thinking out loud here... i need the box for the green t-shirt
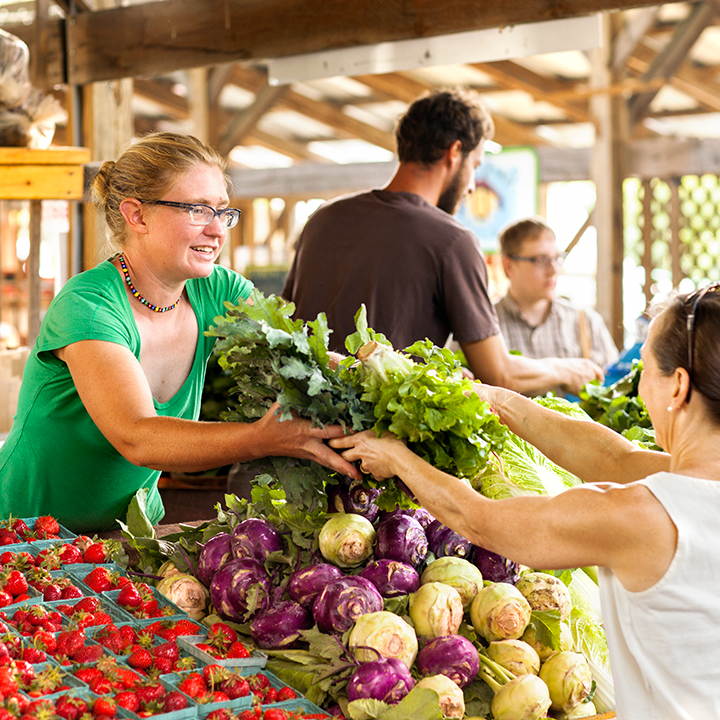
[0,259,252,533]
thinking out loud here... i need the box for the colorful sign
[455,146,540,253]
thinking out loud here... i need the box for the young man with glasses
[495,217,619,394]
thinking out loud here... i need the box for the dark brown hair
[499,217,555,257]
[394,88,494,165]
[650,290,720,421]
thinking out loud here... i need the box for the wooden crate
[0,146,91,200]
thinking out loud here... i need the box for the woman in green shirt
[0,132,358,532]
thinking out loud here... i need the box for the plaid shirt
[494,294,619,370]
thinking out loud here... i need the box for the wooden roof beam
[472,60,589,123]
[353,71,546,147]
[62,0,667,86]
[217,82,289,156]
[627,41,720,113]
[628,0,720,125]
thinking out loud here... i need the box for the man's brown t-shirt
[282,189,500,353]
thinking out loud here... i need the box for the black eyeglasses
[507,252,567,269]
[685,281,720,402]
[147,200,241,229]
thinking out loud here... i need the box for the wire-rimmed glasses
[685,281,720,402]
[507,252,568,269]
[148,200,241,229]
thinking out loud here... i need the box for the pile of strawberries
[67,657,190,717]
[192,621,252,660]
[177,665,298,707]
[0,517,63,546]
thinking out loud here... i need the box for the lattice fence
[624,174,720,311]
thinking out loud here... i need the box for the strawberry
[41,583,63,602]
[162,691,188,712]
[219,675,250,699]
[0,529,20,546]
[202,664,226,686]
[276,686,297,701]
[60,585,84,600]
[152,641,180,663]
[0,666,19,695]
[262,711,289,720]
[262,687,278,704]
[72,644,105,664]
[58,544,83,565]
[34,548,61,571]
[207,622,237,650]
[134,682,166,706]
[82,567,117,593]
[0,590,13,608]
[73,596,100,614]
[55,695,89,720]
[32,630,57,654]
[116,584,143,610]
[20,646,47,664]
[88,674,114,695]
[93,696,117,718]
[10,519,31,539]
[128,647,152,671]
[114,691,140,713]
[152,656,173,674]
[2,570,29,597]
[33,517,60,539]
[113,665,143,689]
[82,542,108,564]
[226,641,251,658]
[177,672,206,698]
[73,666,103,685]
[55,629,85,659]
[206,710,236,720]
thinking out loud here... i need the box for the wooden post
[27,200,42,345]
[641,179,653,305]
[589,12,627,350]
[669,177,682,287]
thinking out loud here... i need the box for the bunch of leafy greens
[206,292,506,512]
[346,322,507,481]
[579,360,659,450]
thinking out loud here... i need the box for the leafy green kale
[205,292,506,513]
[579,360,659,450]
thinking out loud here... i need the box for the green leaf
[528,609,562,650]
[123,488,156,539]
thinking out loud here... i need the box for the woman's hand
[256,403,362,480]
[329,429,407,480]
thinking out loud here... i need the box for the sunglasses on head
[685,281,720,402]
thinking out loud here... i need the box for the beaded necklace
[118,254,182,313]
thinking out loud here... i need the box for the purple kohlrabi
[327,479,381,522]
[197,532,233,587]
[231,518,283,563]
[209,557,271,623]
[471,545,521,584]
[426,520,473,560]
[249,599,313,649]
[415,635,480,688]
[375,514,428,567]
[312,576,383,634]
[358,559,420,598]
[346,657,415,704]
[287,563,345,608]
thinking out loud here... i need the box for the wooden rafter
[627,41,720,113]
[628,0,720,124]
[353,71,546,147]
[472,61,589,123]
